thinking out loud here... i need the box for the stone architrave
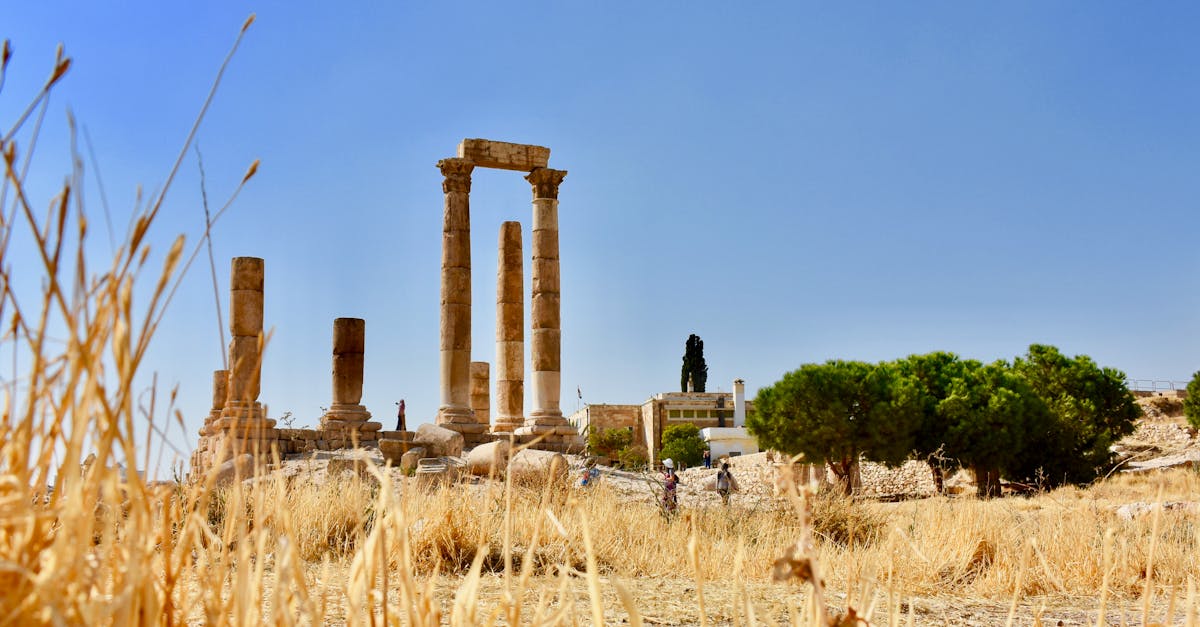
[518,167,575,437]
[436,157,479,429]
[218,257,276,449]
[470,361,491,426]
[493,221,524,433]
[320,318,381,441]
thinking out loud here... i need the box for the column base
[437,405,477,425]
[491,416,524,433]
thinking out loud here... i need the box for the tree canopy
[747,360,922,494]
[751,345,1141,497]
[1183,371,1200,430]
[659,423,707,467]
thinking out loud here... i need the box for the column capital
[437,158,475,194]
[525,168,567,200]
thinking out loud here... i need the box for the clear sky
[5,2,1199,474]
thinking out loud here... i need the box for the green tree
[1010,344,1142,487]
[747,360,922,495]
[936,360,1047,498]
[587,427,633,459]
[659,423,707,467]
[1184,371,1200,430]
[681,334,708,392]
[893,351,969,493]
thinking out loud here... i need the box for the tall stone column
[470,361,490,426]
[320,318,381,442]
[519,168,575,435]
[493,221,524,433]
[436,157,476,426]
[219,257,276,448]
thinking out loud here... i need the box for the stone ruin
[190,139,583,476]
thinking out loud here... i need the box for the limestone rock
[415,423,465,457]
[214,453,258,486]
[1124,450,1200,473]
[400,447,426,473]
[379,438,412,464]
[507,448,567,483]
[466,440,511,477]
[1116,501,1200,520]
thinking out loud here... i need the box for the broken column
[435,157,488,443]
[320,317,381,443]
[217,256,277,453]
[493,221,524,433]
[515,168,580,450]
[191,369,230,471]
[470,361,490,427]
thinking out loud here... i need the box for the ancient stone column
[493,221,524,433]
[201,369,229,436]
[436,157,476,427]
[470,361,490,426]
[219,257,276,446]
[521,168,572,429]
[320,318,381,442]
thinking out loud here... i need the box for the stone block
[457,139,550,172]
[332,318,365,354]
[530,329,561,370]
[414,423,465,458]
[379,438,412,463]
[328,457,374,478]
[213,453,260,486]
[507,448,567,483]
[441,266,472,304]
[211,370,230,409]
[465,440,511,476]
[230,257,264,291]
[230,290,264,336]
[531,230,559,261]
[439,306,472,350]
[496,308,524,340]
[378,430,413,441]
[400,446,426,473]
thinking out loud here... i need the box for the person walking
[716,461,735,506]
[702,449,711,469]
[661,459,680,514]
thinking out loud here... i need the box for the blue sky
[5,3,1199,472]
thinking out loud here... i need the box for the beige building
[566,385,757,463]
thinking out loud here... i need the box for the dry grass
[3,25,1200,625]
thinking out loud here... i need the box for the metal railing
[1126,379,1190,392]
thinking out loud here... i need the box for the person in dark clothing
[395,399,406,431]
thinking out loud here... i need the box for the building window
[682,410,695,418]
[668,410,681,419]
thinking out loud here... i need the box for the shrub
[659,423,706,467]
[1185,371,1200,429]
[587,427,633,458]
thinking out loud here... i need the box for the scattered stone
[414,423,464,458]
[214,453,259,486]
[1123,450,1200,473]
[1116,501,1200,520]
[508,448,567,483]
[400,447,426,473]
[466,440,511,477]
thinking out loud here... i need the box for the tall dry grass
[2,21,1200,625]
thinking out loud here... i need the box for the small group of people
[660,453,738,513]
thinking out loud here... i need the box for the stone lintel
[457,138,550,172]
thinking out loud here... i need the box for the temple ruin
[190,138,583,476]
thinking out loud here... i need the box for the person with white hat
[661,458,680,513]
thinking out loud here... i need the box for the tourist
[703,449,711,469]
[716,461,735,506]
[662,458,680,513]
[395,399,406,431]
[580,460,601,487]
